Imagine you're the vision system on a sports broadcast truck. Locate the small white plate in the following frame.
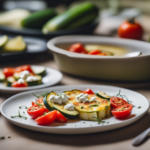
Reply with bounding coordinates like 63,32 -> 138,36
1,85 -> 149,134
0,65 -> 62,93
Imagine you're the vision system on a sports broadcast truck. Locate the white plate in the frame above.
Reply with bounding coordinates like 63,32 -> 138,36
1,85 -> 149,134
0,65 -> 62,93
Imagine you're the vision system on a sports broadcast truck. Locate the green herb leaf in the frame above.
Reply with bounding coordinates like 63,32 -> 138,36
138,106 -> 141,109
105,106 -> 108,108
32,91 -> 48,99
89,104 -> 99,107
0,136 -> 5,139
81,106 -> 84,109
19,105 -> 28,109
92,116 -> 105,124
107,122 -> 109,124
8,136 -> 11,138
11,110 -> 27,120
36,102 -> 43,106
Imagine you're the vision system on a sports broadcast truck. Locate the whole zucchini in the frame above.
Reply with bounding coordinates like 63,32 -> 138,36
42,2 -> 99,33
21,8 -> 57,29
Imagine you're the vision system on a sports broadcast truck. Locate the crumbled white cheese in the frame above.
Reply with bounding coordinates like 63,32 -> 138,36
26,76 -> 37,82
64,103 -> 75,111
18,78 -> 25,84
49,93 -> 70,104
20,70 -> 30,80
76,93 -> 97,103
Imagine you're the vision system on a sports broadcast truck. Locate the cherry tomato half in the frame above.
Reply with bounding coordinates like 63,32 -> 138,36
88,50 -> 102,55
84,89 -> 94,94
3,67 -> 15,78
68,43 -> 87,54
12,81 -> 28,88
27,106 -> 46,119
111,104 -> 133,119
35,110 -> 57,125
15,65 -> 34,74
118,18 -> 143,40
56,111 -> 67,122
110,97 -> 128,108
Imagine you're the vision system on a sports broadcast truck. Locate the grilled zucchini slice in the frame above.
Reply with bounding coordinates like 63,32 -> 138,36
6,76 -> 15,87
0,69 -> 5,82
44,91 -> 79,119
32,66 -> 46,77
63,90 -> 111,120
96,91 -> 111,100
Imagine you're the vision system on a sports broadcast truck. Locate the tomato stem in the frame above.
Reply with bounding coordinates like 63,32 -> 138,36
128,17 -> 135,24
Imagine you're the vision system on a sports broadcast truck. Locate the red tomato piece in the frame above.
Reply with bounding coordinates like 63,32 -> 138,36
110,97 -> 128,108
68,43 -> 87,54
84,89 -> 94,94
56,111 -> 67,122
27,106 -> 46,119
88,50 -> 102,55
3,67 -> 15,78
118,18 -> 143,40
12,81 -> 28,88
111,104 -> 133,119
36,97 -> 44,104
35,110 -> 57,125
15,65 -> 34,74
98,52 -> 107,56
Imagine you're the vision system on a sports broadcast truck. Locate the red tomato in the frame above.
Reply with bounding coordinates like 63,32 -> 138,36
98,52 -> 107,56
88,50 -> 102,55
35,110 -> 57,125
31,101 -> 49,112
118,18 -> 143,40
56,111 -> 67,122
12,81 -> 28,88
15,65 -> 34,74
110,97 -> 128,108
111,104 -> 133,119
68,43 -> 87,54
36,97 -> 44,104
27,106 -> 46,119
84,89 -> 94,94
3,68 -> 15,78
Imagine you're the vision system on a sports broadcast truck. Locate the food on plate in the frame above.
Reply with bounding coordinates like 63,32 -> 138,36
111,104 -> 133,119
42,2 -> 98,33
0,65 -> 46,87
68,43 -> 129,56
21,8 -> 57,29
118,18 -> 143,40
0,35 -> 27,53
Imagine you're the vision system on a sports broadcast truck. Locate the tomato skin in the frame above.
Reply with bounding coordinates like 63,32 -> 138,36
35,110 -> 57,125
36,97 -> 44,104
27,106 -> 46,119
118,20 -> 143,40
68,43 -> 87,54
3,68 -> 15,78
84,89 -> 94,94
88,50 -> 101,55
56,111 -> 67,122
110,97 -> 128,108
111,104 -> 133,119
12,81 -> 28,88
15,65 -> 34,74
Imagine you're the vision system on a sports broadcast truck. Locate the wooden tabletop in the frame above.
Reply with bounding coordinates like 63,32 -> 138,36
1,15 -> 150,149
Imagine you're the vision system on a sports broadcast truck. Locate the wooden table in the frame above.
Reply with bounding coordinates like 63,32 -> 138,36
1,15 -> 150,149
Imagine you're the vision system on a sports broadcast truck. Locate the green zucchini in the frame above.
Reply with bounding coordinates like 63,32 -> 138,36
21,8 -> 57,29
0,69 -> 5,82
13,72 -> 20,80
44,91 -> 79,119
32,66 -> 46,77
0,35 -> 8,50
6,76 -> 15,87
96,91 -> 111,100
42,2 -> 98,33
26,75 -> 42,86
3,36 -> 26,53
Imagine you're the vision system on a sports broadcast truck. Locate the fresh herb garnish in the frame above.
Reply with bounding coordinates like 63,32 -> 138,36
83,122 -> 85,123
36,102 -> 43,106
8,136 -> 11,138
32,91 -> 48,99
11,110 -> 27,120
138,106 -> 141,109
105,106 -> 108,108
43,112 -> 47,115
0,136 -> 5,139
92,116 -> 105,124
116,90 -> 132,104
89,104 -> 99,107
107,122 -> 109,124
81,106 -> 84,109
19,105 -> 28,109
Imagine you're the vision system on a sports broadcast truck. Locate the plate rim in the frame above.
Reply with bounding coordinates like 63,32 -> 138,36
1,84 -> 149,133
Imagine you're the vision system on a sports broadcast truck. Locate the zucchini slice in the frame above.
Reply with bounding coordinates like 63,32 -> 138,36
32,66 -> 46,77
0,35 -> 8,50
13,72 -> 20,80
27,75 -> 42,86
44,91 -> 79,119
0,69 -> 5,82
63,90 -> 111,120
6,76 -> 15,87
3,36 -> 26,52
96,91 -> 111,100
